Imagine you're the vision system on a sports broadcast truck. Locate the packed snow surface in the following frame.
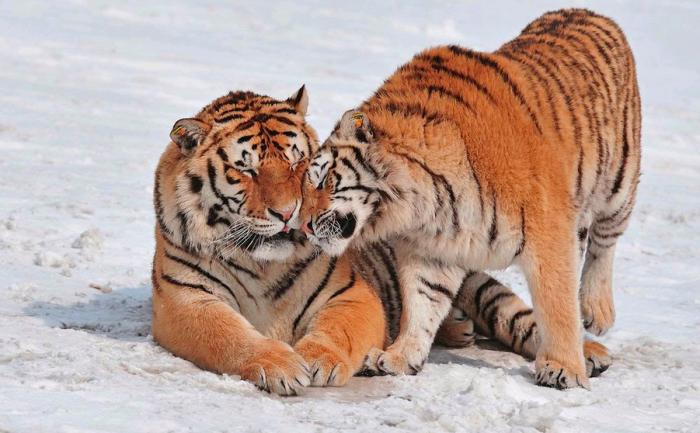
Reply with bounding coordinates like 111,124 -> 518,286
1,1 -> 699,432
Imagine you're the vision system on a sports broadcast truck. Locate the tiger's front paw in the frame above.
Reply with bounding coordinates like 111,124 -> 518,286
239,339 -> 310,396
362,341 -> 427,376
535,356 -> 589,390
295,339 -> 351,387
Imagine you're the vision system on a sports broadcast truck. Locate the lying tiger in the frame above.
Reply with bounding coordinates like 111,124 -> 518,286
152,86 -> 567,395
300,8 -> 639,389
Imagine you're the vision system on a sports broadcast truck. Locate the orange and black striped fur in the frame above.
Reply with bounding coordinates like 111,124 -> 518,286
300,9 -> 640,388
152,88 -> 387,395
150,87 -> 555,394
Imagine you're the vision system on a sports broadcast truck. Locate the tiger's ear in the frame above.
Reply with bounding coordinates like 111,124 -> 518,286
335,109 -> 373,143
170,118 -> 210,155
287,84 -> 309,116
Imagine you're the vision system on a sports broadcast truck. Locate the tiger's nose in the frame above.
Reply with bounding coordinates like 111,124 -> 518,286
268,204 -> 296,223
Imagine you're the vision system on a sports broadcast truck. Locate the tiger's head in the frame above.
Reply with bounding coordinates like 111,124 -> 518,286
155,86 -> 318,261
300,109 -> 395,256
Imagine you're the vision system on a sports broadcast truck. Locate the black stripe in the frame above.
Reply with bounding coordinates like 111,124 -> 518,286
224,258 -> 259,280
591,227 -> 624,240
421,84 -> 475,114
340,157 -> 361,182
418,289 -> 440,304
388,150 -> 459,232
457,270 -> 476,294
474,278 -> 500,315
500,50 -> 562,139
483,292 -> 515,336
421,55 -> 496,103
549,32 -> 613,104
596,200 -> 634,232
361,249 -> 399,339
161,273 -> 212,294
164,252 -> 240,306
514,206 -> 526,257
271,115 -> 296,126
276,107 -> 297,115
509,308 -> 533,335
206,159 -> 239,213
215,113 -> 244,123
154,173 -> 173,236
292,257 -> 338,332
488,192 -> 498,247
266,253 -> 317,300
333,145 -> 380,179
177,211 -> 190,247
334,184 -> 377,195
596,191 -> 635,225
578,227 -> 589,243
464,149 -> 484,218
371,244 -> 402,338
610,103 -> 629,197
448,45 -> 542,134
419,277 -> 454,299
376,99 -> 441,122
188,174 -> 203,193
519,322 -> 537,350
237,135 -> 254,144
329,270 -> 356,300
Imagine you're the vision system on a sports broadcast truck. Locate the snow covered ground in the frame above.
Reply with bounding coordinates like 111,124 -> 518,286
1,1 -> 699,432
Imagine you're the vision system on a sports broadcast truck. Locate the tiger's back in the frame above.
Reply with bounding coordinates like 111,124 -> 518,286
498,9 -> 641,224
364,8 -> 640,235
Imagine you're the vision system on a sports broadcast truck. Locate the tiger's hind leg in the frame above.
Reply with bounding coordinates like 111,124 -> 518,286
579,230 -> 617,336
581,69 -> 641,336
580,191 -> 636,336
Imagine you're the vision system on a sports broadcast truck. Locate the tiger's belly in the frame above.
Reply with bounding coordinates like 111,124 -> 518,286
409,226 -> 524,271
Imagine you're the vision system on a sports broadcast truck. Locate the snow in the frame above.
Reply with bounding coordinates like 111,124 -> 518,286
1,1 -> 699,432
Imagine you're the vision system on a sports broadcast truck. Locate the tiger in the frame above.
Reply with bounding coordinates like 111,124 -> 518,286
299,8 -> 640,389
151,87 -> 387,395
149,86 -> 563,396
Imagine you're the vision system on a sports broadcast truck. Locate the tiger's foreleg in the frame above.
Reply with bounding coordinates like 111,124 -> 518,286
294,275 -> 386,387
521,217 -> 589,389
152,244 -> 309,395
365,255 -> 465,375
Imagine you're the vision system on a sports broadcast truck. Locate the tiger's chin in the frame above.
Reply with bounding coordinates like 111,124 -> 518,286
249,230 -> 308,262
308,236 -> 351,258
250,241 -> 296,261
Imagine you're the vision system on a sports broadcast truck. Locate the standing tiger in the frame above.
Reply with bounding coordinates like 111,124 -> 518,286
300,8 -> 640,389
